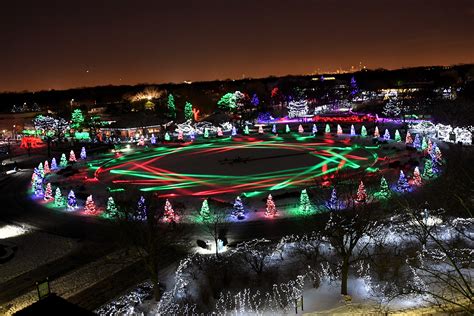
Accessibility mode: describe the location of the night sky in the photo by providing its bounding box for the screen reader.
[1,0,473,92]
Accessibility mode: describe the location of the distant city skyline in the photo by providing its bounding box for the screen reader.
[1,0,473,92]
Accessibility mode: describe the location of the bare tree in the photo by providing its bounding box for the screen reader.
[234,239,274,275]
[201,204,231,258]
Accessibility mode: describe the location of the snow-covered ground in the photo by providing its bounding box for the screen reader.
[0,222,79,284]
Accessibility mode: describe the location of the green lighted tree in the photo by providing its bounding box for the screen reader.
[71,109,85,130]
[167,94,176,119]
[184,101,193,121]
[299,189,311,212]
[361,125,367,137]
[217,92,237,111]
[374,176,391,199]
[200,199,211,220]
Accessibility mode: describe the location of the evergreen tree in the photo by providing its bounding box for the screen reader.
[394,130,402,142]
[164,132,171,141]
[326,188,340,210]
[231,126,237,136]
[31,172,37,187]
[412,167,422,186]
[34,176,44,197]
[200,199,211,220]
[184,101,193,121]
[360,125,367,137]
[422,159,435,179]
[244,126,249,135]
[299,189,311,212]
[375,176,391,199]
[54,188,64,207]
[44,183,53,201]
[69,150,77,162]
[383,129,391,141]
[285,124,290,133]
[135,196,147,221]
[405,131,413,144]
[413,134,421,150]
[350,125,356,136]
[67,190,77,210]
[298,124,304,134]
[84,195,97,215]
[312,124,318,135]
[251,94,259,107]
[60,153,68,167]
[104,197,118,218]
[38,162,44,177]
[350,76,359,96]
[178,130,184,140]
[150,134,156,144]
[325,124,331,133]
[163,199,176,223]
[374,126,380,138]
[80,147,87,160]
[258,125,264,134]
[396,170,411,193]
[421,137,428,151]
[265,194,277,217]
[71,109,84,130]
[232,196,245,218]
[51,158,58,170]
[356,181,367,203]
[272,124,277,134]
[337,124,343,135]
[44,161,50,174]
[167,94,176,119]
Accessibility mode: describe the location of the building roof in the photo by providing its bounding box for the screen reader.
[14,294,96,316]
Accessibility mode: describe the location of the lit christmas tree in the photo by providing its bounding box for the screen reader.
[164,132,171,141]
[325,124,331,133]
[232,196,245,218]
[396,170,411,193]
[383,129,391,141]
[374,126,380,138]
[150,134,156,144]
[427,139,433,154]
[135,196,147,221]
[265,194,277,217]
[54,188,65,207]
[312,124,318,135]
[163,199,176,223]
[251,94,260,107]
[285,124,290,133]
[84,195,98,215]
[337,124,343,135]
[413,134,421,150]
[44,160,50,174]
[299,189,311,212]
[44,183,53,201]
[375,176,391,199]
[350,125,356,136]
[421,137,428,151]
[394,130,401,142]
[326,188,340,210]
[412,167,422,186]
[231,126,237,136]
[244,126,249,135]
[80,147,87,160]
[434,146,442,161]
[60,153,68,167]
[200,199,210,220]
[272,124,277,134]
[71,109,85,130]
[104,196,118,218]
[178,130,184,140]
[51,158,58,170]
[38,162,44,177]
[258,125,264,134]
[216,127,223,137]
[69,150,77,162]
[360,125,367,137]
[67,190,77,210]
[297,124,303,134]
[350,76,359,96]
[422,159,435,179]
[405,131,413,145]
[138,136,145,146]
[184,101,193,121]
[31,172,37,187]
[34,176,44,197]
[356,181,367,203]
[167,94,176,119]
